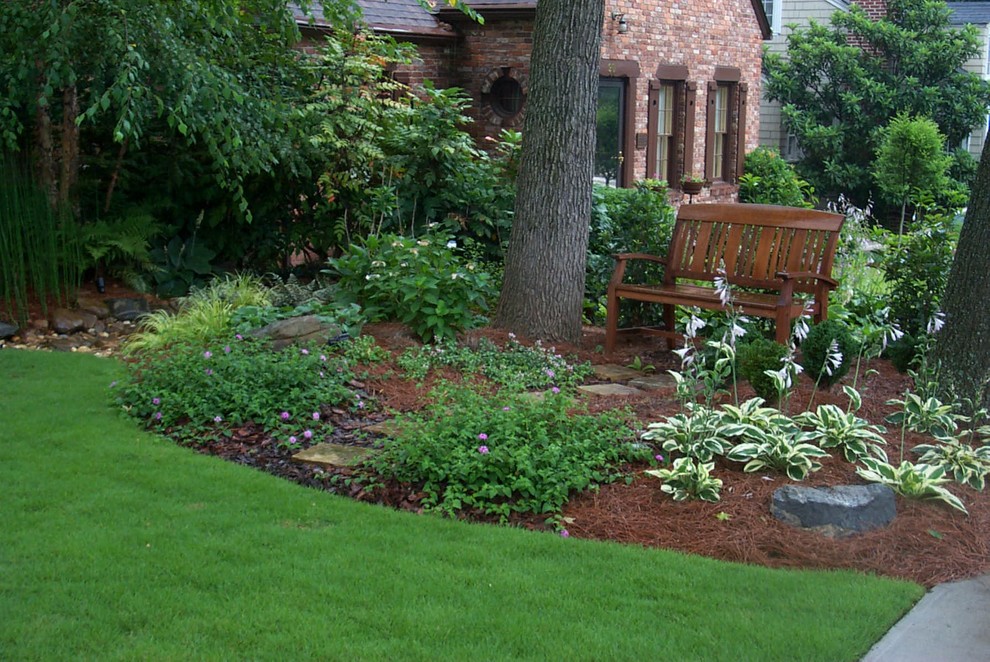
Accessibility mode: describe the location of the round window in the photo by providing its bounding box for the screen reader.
[489,76,524,118]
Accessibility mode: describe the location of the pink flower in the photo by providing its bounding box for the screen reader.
[312,412,320,421]
[320,354,327,362]
[357,401,365,409]
[545,369,555,378]
[280,411,291,421]
[478,445,489,454]
[478,433,488,441]
[551,387,560,394]
[214,416,223,423]
[224,345,231,354]
[502,406,511,411]
[560,529,570,538]
[235,334,243,340]
[301,348,310,355]
[288,436,297,444]
[655,454,665,462]
[154,411,162,421]
[303,430,313,440]
[152,397,161,405]
[203,351,212,359]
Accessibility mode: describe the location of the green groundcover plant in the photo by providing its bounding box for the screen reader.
[360,383,649,524]
[114,335,357,445]
[396,335,594,390]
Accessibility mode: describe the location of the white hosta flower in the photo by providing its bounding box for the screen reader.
[794,316,810,343]
[371,260,386,268]
[824,339,843,376]
[685,315,707,339]
[927,311,946,334]
[881,323,904,351]
[446,240,457,249]
[713,275,731,308]
[365,273,381,281]
[673,346,696,369]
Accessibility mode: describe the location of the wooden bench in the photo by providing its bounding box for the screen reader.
[604,203,844,354]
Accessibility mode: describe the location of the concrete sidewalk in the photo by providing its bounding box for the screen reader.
[862,574,990,661]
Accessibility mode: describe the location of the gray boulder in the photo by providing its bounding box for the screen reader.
[249,315,341,350]
[50,308,86,334]
[0,321,18,339]
[105,297,150,321]
[771,484,896,538]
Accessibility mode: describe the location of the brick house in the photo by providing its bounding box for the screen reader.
[298,1,770,202]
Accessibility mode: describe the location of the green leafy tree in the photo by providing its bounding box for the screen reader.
[872,114,952,233]
[764,0,990,205]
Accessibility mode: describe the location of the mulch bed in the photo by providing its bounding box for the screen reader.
[174,322,990,589]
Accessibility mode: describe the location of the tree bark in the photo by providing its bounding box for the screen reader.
[493,0,604,343]
[58,85,79,213]
[933,141,990,411]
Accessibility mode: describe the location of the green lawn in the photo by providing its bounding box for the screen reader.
[1,350,923,661]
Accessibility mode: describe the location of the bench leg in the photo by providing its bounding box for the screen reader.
[663,304,676,350]
[605,292,620,356]
[775,309,791,345]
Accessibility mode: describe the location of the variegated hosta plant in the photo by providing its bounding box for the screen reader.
[641,404,732,463]
[795,403,888,463]
[856,458,968,514]
[726,427,828,481]
[912,437,990,491]
[885,392,959,438]
[645,457,722,502]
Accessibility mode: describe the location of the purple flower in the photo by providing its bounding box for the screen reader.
[357,401,365,409]
[478,433,488,441]
[502,406,511,411]
[214,416,223,423]
[478,445,489,454]
[551,387,560,394]
[303,430,313,440]
[319,371,325,378]
[204,368,213,376]
[320,354,327,362]
[655,454,665,463]
[288,436,297,444]
[280,411,291,421]
[235,334,243,340]
[560,529,570,538]
[312,412,320,421]
[301,348,310,355]
[545,369,555,378]
[152,397,161,405]
[203,351,212,359]
[154,411,162,421]
[224,345,231,354]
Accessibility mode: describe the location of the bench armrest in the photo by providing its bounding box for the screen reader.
[775,271,838,288]
[609,253,668,290]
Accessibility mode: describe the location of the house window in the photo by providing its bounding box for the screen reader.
[647,65,696,188]
[762,0,782,35]
[705,67,748,184]
[489,75,524,118]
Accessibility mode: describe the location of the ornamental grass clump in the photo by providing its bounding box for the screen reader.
[359,383,648,524]
[115,336,356,445]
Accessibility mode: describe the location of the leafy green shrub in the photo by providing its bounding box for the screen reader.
[880,216,957,338]
[644,458,722,502]
[361,385,647,523]
[396,336,593,390]
[801,319,857,387]
[326,231,494,342]
[737,337,788,400]
[738,147,816,208]
[585,180,676,324]
[115,336,357,445]
[150,231,217,298]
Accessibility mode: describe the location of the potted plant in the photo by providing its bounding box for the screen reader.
[681,174,707,195]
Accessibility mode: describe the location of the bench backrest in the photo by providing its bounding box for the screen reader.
[665,203,845,292]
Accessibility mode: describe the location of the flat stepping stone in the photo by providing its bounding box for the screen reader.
[292,443,375,469]
[593,364,644,382]
[578,383,645,397]
[628,373,676,390]
[364,420,403,437]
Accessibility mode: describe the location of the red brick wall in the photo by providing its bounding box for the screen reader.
[854,0,888,20]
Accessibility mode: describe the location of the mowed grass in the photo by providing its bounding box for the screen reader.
[0,350,923,661]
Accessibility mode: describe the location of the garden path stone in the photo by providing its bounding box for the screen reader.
[292,443,375,469]
[364,420,402,438]
[628,373,676,390]
[578,383,645,397]
[106,297,150,321]
[771,484,896,538]
[593,365,643,382]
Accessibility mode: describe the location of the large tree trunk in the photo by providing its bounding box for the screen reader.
[933,142,990,411]
[58,85,79,212]
[493,0,603,343]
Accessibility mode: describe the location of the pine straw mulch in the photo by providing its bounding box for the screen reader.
[351,324,990,589]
